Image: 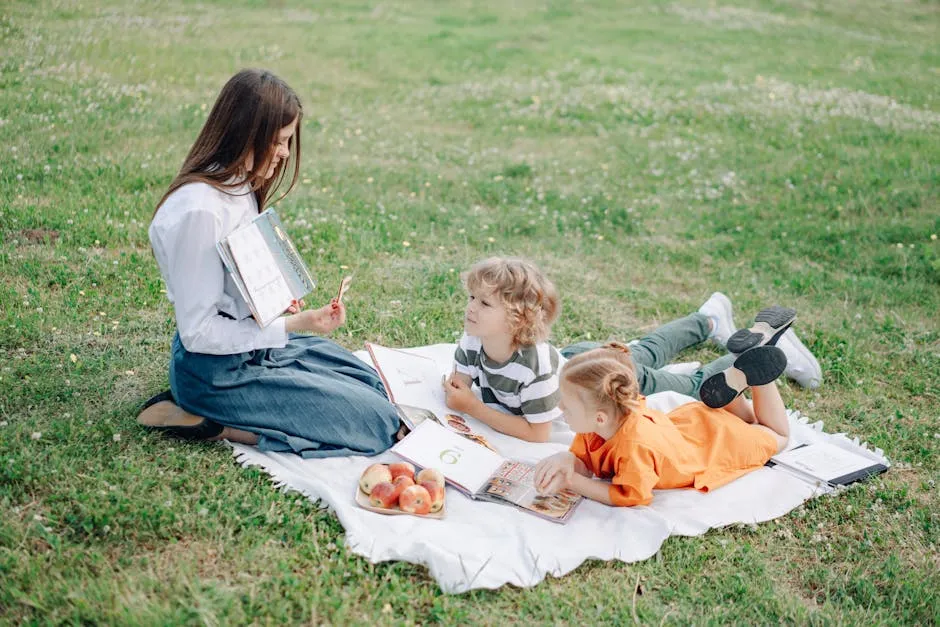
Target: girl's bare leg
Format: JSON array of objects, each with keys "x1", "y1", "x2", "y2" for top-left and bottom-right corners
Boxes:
[
  {"x1": 749, "y1": 382, "x2": 789, "y2": 452},
  {"x1": 723, "y1": 395, "x2": 756, "y2": 424}
]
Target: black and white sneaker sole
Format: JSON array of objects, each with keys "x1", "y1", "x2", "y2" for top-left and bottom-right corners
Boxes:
[
  {"x1": 699, "y1": 345, "x2": 788, "y2": 408},
  {"x1": 726, "y1": 306, "x2": 797, "y2": 354}
]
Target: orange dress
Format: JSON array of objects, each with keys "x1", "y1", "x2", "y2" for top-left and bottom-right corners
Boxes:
[{"x1": 570, "y1": 397, "x2": 778, "y2": 507}]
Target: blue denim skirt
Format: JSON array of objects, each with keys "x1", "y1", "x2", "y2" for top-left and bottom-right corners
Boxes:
[{"x1": 169, "y1": 333, "x2": 399, "y2": 458}]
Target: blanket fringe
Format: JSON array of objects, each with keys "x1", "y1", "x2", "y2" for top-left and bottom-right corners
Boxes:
[{"x1": 231, "y1": 445, "x2": 335, "y2": 512}]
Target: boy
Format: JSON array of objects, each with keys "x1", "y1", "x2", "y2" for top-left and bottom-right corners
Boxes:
[{"x1": 443, "y1": 257, "x2": 563, "y2": 443}]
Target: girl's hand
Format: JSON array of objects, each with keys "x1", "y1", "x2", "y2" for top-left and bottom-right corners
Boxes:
[
  {"x1": 285, "y1": 299, "x2": 346, "y2": 334},
  {"x1": 534, "y1": 452, "x2": 576, "y2": 495},
  {"x1": 442, "y1": 374, "x2": 478, "y2": 414}
]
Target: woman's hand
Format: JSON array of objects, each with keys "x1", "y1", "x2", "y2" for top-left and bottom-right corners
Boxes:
[
  {"x1": 442, "y1": 373, "x2": 479, "y2": 414},
  {"x1": 534, "y1": 452, "x2": 576, "y2": 495},
  {"x1": 285, "y1": 298, "x2": 346, "y2": 334},
  {"x1": 285, "y1": 298, "x2": 306, "y2": 314}
]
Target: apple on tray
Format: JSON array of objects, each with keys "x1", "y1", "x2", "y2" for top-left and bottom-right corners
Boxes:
[
  {"x1": 388, "y1": 461, "x2": 415, "y2": 482},
  {"x1": 359, "y1": 463, "x2": 392, "y2": 495},
  {"x1": 419, "y1": 480, "x2": 445, "y2": 513},
  {"x1": 416, "y1": 467, "x2": 445, "y2": 489},
  {"x1": 399, "y1": 484, "x2": 432, "y2": 515},
  {"x1": 368, "y1": 481, "x2": 399, "y2": 508}
]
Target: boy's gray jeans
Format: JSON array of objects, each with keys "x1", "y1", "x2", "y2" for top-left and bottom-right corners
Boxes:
[{"x1": 561, "y1": 313, "x2": 734, "y2": 400}]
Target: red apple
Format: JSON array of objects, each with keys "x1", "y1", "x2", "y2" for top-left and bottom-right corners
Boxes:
[
  {"x1": 416, "y1": 467, "x2": 445, "y2": 489},
  {"x1": 369, "y1": 481, "x2": 399, "y2": 508},
  {"x1": 398, "y1": 485, "x2": 432, "y2": 515},
  {"x1": 369, "y1": 476, "x2": 414, "y2": 509},
  {"x1": 388, "y1": 461, "x2": 415, "y2": 482},
  {"x1": 359, "y1": 463, "x2": 392, "y2": 495},
  {"x1": 420, "y1": 480, "x2": 445, "y2": 513},
  {"x1": 394, "y1": 475, "x2": 414, "y2": 490}
]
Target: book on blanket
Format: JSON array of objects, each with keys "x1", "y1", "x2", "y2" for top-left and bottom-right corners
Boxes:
[
  {"x1": 768, "y1": 441, "x2": 888, "y2": 486},
  {"x1": 393, "y1": 420, "x2": 583, "y2": 524},
  {"x1": 217, "y1": 208, "x2": 316, "y2": 328},
  {"x1": 366, "y1": 343, "x2": 500, "y2": 452}
]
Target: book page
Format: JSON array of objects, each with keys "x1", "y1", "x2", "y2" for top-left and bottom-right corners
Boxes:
[
  {"x1": 479, "y1": 460, "x2": 582, "y2": 523},
  {"x1": 771, "y1": 442, "x2": 886, "y2": 484},
  {"x1": 367, "y1": 344, "x2": 451, "y2": 418},
  {"x1": 226, "y1": 222, "x2": 293, "y2": 326},
  {"x1": 392, "y1": 420, "x2": 504, "y2": 494},
  {"x1": 395, "y1": 405, "x2": 439, "y2": 432}
]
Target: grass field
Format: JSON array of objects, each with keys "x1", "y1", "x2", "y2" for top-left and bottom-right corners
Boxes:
[{"x1": 1, "y1": 0, "x2": 938, "y2": 623}]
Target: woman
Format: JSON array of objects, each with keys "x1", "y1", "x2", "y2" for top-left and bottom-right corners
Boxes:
[{"x1": 140, "y1": 69, "x2": 400, "y2": 457}]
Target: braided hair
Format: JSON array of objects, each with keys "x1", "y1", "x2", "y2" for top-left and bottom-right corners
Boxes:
[{"x1": 561, "y1": 342, "x2": 640, "y2": 421}]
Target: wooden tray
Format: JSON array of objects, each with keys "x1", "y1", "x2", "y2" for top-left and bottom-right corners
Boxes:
[{"x1": 355, "y1": 487, "x2": 446, "y2": 519}]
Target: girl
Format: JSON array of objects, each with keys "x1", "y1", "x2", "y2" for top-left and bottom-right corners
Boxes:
[
  {"x1": 533, "y1": 342, "x2": 790, "y2": 506},
  {"x1": 139, "y1": 69, "x2": 401, "y2": 457}
]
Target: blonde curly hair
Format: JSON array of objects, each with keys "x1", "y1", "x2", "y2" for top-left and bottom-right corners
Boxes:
[{"x1": 462, "y1": 257, "x2": 560, "y2": 347}]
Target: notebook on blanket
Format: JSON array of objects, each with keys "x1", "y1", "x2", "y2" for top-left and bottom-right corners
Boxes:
[{"x1": 769, "y1": 441, "x2": 888, "y2": 486}]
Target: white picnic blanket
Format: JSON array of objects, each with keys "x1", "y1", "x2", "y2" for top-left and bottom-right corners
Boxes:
[{"x1": 230, "y1": 344, "x2": 888, "y2": 593}]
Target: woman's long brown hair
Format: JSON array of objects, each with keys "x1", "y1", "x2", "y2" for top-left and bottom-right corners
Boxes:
[{"x1": 153, "y1": 69, "x2": 302, "y2": 216}]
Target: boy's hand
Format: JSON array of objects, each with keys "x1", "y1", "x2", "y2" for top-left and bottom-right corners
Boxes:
[
  {"x1": 534, "y1": 452, "x2": 576, "y2": 495},
  {"x1": 442, "y1": 374, "x2": 478, "y2": 414}
]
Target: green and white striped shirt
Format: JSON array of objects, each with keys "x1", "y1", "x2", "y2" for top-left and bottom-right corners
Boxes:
[{"x1": 454, "y1": 333, "x2": 564, "y2": 424}]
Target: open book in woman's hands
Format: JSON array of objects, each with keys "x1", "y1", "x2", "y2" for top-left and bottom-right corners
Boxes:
[{"x1": 217, "y1": 208, "x2": 316, "y2": 327}]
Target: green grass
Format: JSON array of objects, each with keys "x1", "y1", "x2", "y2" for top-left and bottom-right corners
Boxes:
[{"x1": 1, "y1": 0, "x2": 938, "y2": 623}]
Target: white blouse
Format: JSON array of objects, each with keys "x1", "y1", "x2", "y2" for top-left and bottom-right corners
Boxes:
[{"x1": 149, "y1": 181, "x2": 288, "y2": 355}]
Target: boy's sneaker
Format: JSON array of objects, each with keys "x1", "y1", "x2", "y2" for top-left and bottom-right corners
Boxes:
[
  {"x1": 699, "y1": 345, "x2": 787, "y2": 408},
  {"x1": 778, "y1": 329, "x2": 822, "y2": 389},
  {"x1": 698, "y1": 292, "x2": 736, "y2": 347},
  {"x1": 726, "y1": 306, "x2": 796, "y2": 354}
]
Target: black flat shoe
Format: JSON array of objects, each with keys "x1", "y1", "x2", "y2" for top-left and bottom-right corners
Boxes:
[
  {"x1": 726, "y1": 306, "x2": 796, "y2": 354},
  {"x1": 141, "y1": 389, "x2": 175, "y2": 411},
  {"x1": 699, "y1": 345, "x2": 787, "y2": 408},
  {"x1": 137, "y1": 390, "x2": 224, "y2": 440}
]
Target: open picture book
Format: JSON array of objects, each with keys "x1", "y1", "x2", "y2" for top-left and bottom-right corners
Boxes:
[
  {"x1": 393, "y1": 420, "x2": 582, "y2": 524},
  {"x1": 367, "y1": 343, "x2": 501, "y2": 452},
  {"x1": 768, "y1": 441, "x2": 888, "y2": 487},
  {"x1": 366, "y1": 343, "x2": 582, "y2": 524},
  {"x1": 217, "y1": 208, "x2": 316, "y2": 327}
]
